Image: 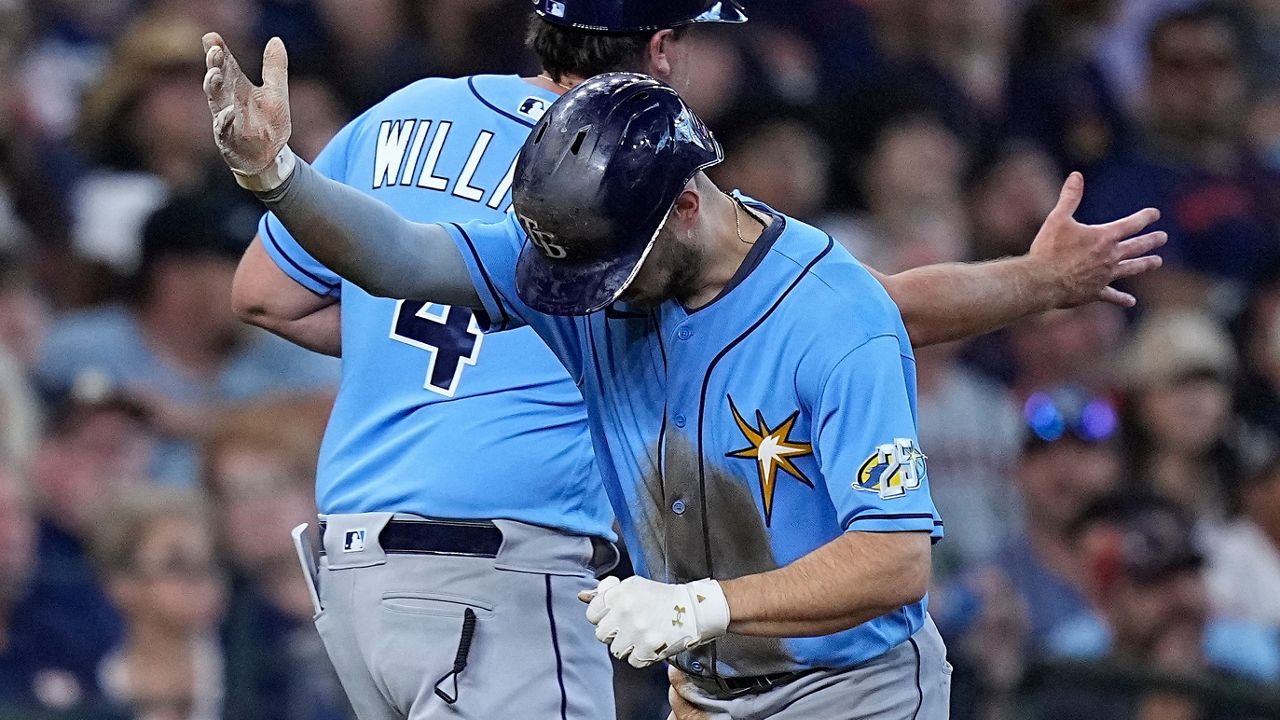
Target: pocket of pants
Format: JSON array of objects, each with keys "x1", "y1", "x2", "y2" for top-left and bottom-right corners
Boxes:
[{"x1": 380, "y1": 591, "x2": 495, "y2": 619}]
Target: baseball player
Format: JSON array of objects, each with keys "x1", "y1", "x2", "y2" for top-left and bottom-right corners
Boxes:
[{"x1": 203, "y1": 27, "x2": 1163, "y2": 716}]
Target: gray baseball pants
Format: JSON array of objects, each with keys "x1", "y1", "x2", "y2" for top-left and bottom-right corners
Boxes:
[
  {"x1": 307, "y1": 513, "x2": 616, "y2": 720},
  {"x1": 675, "y1": 616, "x2": 951, "y2": 719}
]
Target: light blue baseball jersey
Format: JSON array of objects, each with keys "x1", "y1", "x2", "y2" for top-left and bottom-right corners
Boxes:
[
  {"x1": 444, "y1": 200, "x2": 944, "y2": 678},
  {"x1": 260, "y1": 75, "x2": 614, "y2": 539}
]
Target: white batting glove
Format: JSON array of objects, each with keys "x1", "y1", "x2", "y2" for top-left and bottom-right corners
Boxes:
[
  {"x1": 578, "y1": 576, "x2": 730, "y2": 669},
  {"x1": 201, "y1": 32, "x2": 296, "y2": 191}
]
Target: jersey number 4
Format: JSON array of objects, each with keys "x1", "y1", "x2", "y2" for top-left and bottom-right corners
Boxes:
[{"x1": 389, "y1": 300, "x2": 483, "y2": 397}]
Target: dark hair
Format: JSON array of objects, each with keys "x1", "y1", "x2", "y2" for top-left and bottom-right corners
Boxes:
[
  {"x1": 1146, "y1": 3, "x2": 1244, "y2": 63},
  {"x1": 526, "y1": 16, "x2": 685, "y2": 81}
]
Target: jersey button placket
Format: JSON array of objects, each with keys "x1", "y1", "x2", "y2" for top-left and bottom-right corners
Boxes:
[
  {"x1": 673, "y1": 414, "x2": 686, "y2": 428},
  {"x1": 671, "y1": 499, "x2": 686, "y2": 515},
  {"x1": 676, "y1": 327, "x2": 692, "y2": 341}
]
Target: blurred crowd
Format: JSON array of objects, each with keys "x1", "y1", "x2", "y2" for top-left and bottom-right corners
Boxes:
[{"x1": 1, "y1": 0, "x2": 1280, "y2": 719}]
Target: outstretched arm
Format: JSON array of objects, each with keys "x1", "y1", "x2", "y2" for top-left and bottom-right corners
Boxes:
[
  {"x1": 202, "y1": 33, "x2": 482, "y2": 307},
  {"x1": 874, "y1": 172, "x2": 1165, "y2": 347}
]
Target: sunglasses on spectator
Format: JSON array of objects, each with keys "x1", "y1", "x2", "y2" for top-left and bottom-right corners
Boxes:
[{"x1": 1023, "y1": 388, "x2": 1119, "y2": 446}]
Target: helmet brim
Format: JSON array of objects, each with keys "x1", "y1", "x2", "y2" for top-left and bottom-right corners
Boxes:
[
  {"x1": 692, "y1": 1, "x2": 748, "y2": 25},
  {"x1": 515, "y1": 230, "x2": 655, "y2": 317}
]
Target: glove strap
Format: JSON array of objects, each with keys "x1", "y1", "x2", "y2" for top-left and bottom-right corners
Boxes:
[
  {"x1": 686, "y1": 578, "x2": 731, "y2": 639},
  {"x1": 232, "y1": 145, "x2": 298, "y2": 193}
]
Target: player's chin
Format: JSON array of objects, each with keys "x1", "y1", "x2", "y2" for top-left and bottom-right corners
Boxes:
[{"x1": 616, "y1": 287, "x2": 662, "y2": 310}]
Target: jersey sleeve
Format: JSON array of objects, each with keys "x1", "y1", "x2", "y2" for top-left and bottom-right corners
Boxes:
[
  {"x1": 443, "y1": 215, "x2": 525, "y2": 333},
  {"x1": 811, "y1": 334, "x2": 943, "y2": 539},
  {"x1": 258, "y1": 116, "x2": 367, "y2": 298},
  {"x1": 443, "y1": 215, "x2": 585, "y2": 380}
]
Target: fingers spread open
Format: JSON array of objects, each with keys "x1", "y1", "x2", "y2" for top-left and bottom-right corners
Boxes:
[
  {"x1": 1115, "y1": 230, "x2": 1167, "y2": 259},
  {"x1": 1100, "y1": 207, "x2": 1160, "y2": 241},
  {"x1": 1112, "y1": 255, "x2": 1163, "y2": 280},
  {"x1": 1098, "y1": 285, "x2": 1137, "y2": 307},
  {"x1": 1048, "y1": 172, "x2": 1084, "y2": 221}
]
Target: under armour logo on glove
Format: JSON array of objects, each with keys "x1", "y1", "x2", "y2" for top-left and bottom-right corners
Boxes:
[{"x1": 579, "y1": 576, "x2": 731, "y2": 669}]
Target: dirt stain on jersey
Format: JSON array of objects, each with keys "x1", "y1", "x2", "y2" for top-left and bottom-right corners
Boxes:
[{"x1": 635, "y1": 431, "x2": 795, "y2": 678}]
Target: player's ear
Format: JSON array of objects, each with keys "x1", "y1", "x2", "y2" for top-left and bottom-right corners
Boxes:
[
  {"x1": 670, "y1": 186, "x2": 700, "y2": 225},
  {"x1": 646, "y1": 29, "x2": 676, "y2": 81}
]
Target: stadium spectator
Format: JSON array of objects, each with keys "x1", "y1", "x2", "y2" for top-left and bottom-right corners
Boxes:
[
  {"x1": 1077, "y1": 3, "x2": 1280, "y2": 306},
  {"x1": 968, "y1": 142, "x2": 1064, "y2": 261},
  {"x1": 711, "y1": 111, "x2": 831, "y2": 221},
  {"x1": 308, "y1": 0, "x2": 428, "y2": 112},
  {"x1": 90, "y1": 487, "x2": 227, "y2": 720},
  {"x1": 202, "y1": 398, "x2": 352, "y2": 720},
  {"x1": 1204, "y1": 457, "x2": 1280, "y2": 627},
  {"x1": 1120, "y1": 309, "x2": 1267, "y2": 526},
  {"x1": 37, "y1": 190, "x2": 337, "y2": 486},
  {"x1": 69, "y1": 16, "x2": 220, "y2": 287},
  {"x1": 990, "y1": 386, "x2": 1124, "y2": 645},
  {"x1": 934, "y1": 386, "x2": 1123, "y2": 719},
  {"x1": 1028, "y1": 492, "x2": 1280, "y2": 719},
  {"x1": 839, "y1": 115, "x2": 970, "y2": 268},
  {"x1": 975, "y1": 304, "x2": 1126, "y2": 393},
  {"x1": 10, "y1": 378, "x2": 155, "y2": 709},
  {"x1": 1004, "y1": 0, "x2": 1132, "y2": 170}
]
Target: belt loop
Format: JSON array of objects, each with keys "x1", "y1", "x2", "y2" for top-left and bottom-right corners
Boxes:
[{"x1": 321, "y1": 512, "x2": 394, "y2": 568}]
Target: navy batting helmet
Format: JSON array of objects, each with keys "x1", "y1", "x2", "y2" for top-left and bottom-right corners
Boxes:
[
  {"x1": 532, "y1": 0, "x2": 747, "y2": 33},
  {"x1": 512, "y1": 73, "x2": 722, "y2": 316}
]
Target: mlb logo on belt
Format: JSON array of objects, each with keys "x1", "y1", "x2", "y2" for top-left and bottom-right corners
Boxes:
[{"x1": 344, "y1": 529, "x2": 367, "y2": 552}]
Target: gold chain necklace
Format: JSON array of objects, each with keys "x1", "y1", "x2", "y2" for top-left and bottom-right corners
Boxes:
[
  {"x1": 725, "y1": 191, "x2": 765, "y2": 245},
  {"x1": 538, "y1": 73, "x2": 575, "y2": 91}
]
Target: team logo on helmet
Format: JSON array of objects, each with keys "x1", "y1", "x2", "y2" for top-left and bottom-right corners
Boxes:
[
  {"x1": 517, "y1": 214, "x2": 568, "y2": 259},
  {"x1": 855, "y1": 439, "x2": 926, "y2": 500}
]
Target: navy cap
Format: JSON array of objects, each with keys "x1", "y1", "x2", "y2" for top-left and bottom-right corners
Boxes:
[
  {"x1": 511, "y1": 73, "x2": 722, "y2": 316},
  {"x1": 532, "y1": 0, "x2": 747, "y2": 33},
  {"x1": 1072, "y1": 493, "x2": 1204, "y2": 584},
  {"x1": 140, "y1": 190, "x2": 259, "y2": 270}
]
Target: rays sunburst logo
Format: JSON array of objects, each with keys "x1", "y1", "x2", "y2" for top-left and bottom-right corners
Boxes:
[{"x1": 725, "y1": 395, "x2": 814, "y2": 526}]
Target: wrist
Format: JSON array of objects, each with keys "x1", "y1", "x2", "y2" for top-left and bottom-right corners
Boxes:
[
  {"x1": 687, "y1": 578, "x2": 730, "y2": 639},
  {"x1": 232, "y1": 145, "x2": 298, "y2": 193},
  {"x1": 1016, "y1": 253, "x2": 1065, "y2": 311}
]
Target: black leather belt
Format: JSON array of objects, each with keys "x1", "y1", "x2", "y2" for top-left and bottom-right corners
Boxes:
[
  {"x1": 318, "y1": 518, "x2": 619, "y2": 573},
  {"x1": 320, "y1": 518, "x2": 503, "y2": 557},
  {"x1": 687, "y1": 668, "x2": 813, "y2": 698}
]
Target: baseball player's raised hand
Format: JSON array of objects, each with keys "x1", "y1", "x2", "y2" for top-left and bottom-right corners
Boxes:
[
  {"x1": 1029, "y1": 172, "x2": 1165, "y2": 308},
  {"x1": 201, "y1": 32, "x2": 292, "y2": 180},
  {"x1": 578, "y1": 576, "x2": 730, "y2": 669}
]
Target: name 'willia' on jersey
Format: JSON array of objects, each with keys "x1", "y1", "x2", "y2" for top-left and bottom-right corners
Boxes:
[{"x1": 370, "y1": 114, "x2": 529, "y2": 208}]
